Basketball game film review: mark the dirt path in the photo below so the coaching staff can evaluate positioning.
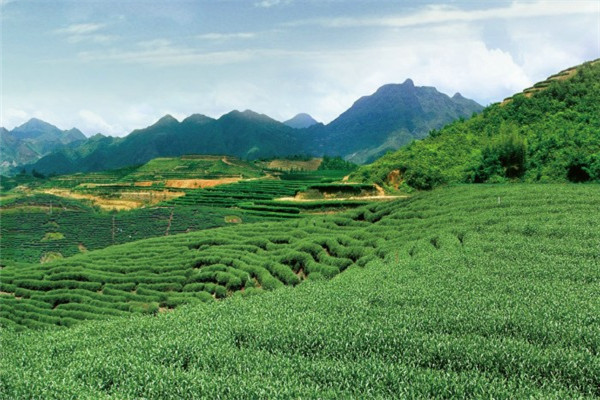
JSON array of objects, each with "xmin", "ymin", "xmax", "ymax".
[
  {"xmin": 165, "ymin": 209, "xmax": 174, "ymax": 236},
  {"xmin": 373, "ymin": 183, "xmax": 386, "ymax": 196},
  {"xmin": 221, "ymin": 156, "xmax": 235, "ymax": 166}
]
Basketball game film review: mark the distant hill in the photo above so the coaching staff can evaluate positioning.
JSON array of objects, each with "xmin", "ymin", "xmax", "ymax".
[
  {"xmin": 126, "ymin": 155, "xmax": 264, "ymax": 181},
  {"xmin": 353, "ymin": 59, "xmax": 600, "ymax": 189},
  {"xmin": 24, "ymin": 111, "xmax": 303, "ymax": 175},
  {"xmin": 304, "ymin": 79, "xmax": 483, "ymax": 164},
  {"xmin": 0, "ymin": 119, "xmax": 86, "ymax": 174},
  {"xmin": 284, "ymin": 113, "xmax": 318, "ymax": 129},
  {"xmin": 23, "ymin": 83, "xmax": 481, "ymax": 175}
]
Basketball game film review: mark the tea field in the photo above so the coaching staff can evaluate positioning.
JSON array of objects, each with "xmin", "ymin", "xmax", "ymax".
[
  {"xmin": 0, "ymin": 184, "xmax": 598, "ymax": 398},
  {"xmin": 0, "ymin": 171, "xmax": 372, "ymax": 263}
]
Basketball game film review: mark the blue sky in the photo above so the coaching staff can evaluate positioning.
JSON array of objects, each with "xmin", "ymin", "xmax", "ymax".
[{"xmin": 1, "ymin": 0, "xmax": 599, "ymax": 136}]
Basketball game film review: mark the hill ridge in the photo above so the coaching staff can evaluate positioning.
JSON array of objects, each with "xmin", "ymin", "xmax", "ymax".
[{"xmin": 20, "ymin": 82, "xmax": 481, "ymax": 175}]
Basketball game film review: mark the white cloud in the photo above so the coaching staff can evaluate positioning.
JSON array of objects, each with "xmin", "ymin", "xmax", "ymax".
[
  {"xmin": 137, "ymin": 39, "xmax": 173, "ymax": 49},
  {"xmin": 504, "ymin": 12, "xmax": 599, "ymax": 79},
  {"xmin": 54, "ymin": 23, "xmax": 105, "ymax": 35},
  {"xmin": 77, "ymin": 110, "xmax": 120, "ymax": 135},
  {"xmin": 255, "ymin": 0, "xmax": 291, "ymax": 8},
  {"xmin": 196, "ymin": 32, "xmax": 256, "ymax": 40},
  {"xmin": 285, "ymin": 1, "xmax": 598, "ymax": 28},
  {"xmin": 67, "ymin": 34, "xmax": 115, "ymax": 44},
  {"xmin": 54, "ymin": 22, "xmax": 115, "ymax": 44},
  {"xmin": 77, "ymin": 46, "xmax": 256, "ymax": 66},
  {"xmin": 1, "ymin": 108, "xmax": 28, "ymax": 129},
  {"xmin": 0, "ymin": 0, "xmax": 18, "ymax": 9}
]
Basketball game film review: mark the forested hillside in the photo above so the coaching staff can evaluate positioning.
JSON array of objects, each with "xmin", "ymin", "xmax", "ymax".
[
  {"xmin": 353, "ymin": 60, "xmax": 600, "ymax": 189},
  {"xmin": 304, "ymin": 79, "xmax": 483, "ymax": 164}
]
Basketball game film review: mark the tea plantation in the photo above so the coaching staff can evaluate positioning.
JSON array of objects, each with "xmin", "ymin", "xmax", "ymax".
[
  {"xmin": 1, "ymin": 172, "xmax": 367, "ymax": 263},
  {"xmin": 1, "ymin": 184, "xmax": 598, "ymax": 398}
]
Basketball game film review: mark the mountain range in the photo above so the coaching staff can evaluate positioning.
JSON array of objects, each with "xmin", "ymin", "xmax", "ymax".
[
  {"xmin": 0, "ymin": 119, "xmax": 86, "ymax": 174},
  {"xmin": 7, "ymin": 81, "xmax": 482, "ymax": 176}
]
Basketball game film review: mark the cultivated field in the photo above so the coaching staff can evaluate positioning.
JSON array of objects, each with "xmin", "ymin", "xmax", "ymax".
[
  {"xmin": 0, "ymin": 169, "xmax": 377, "ymax": 263},
  {"xmin": 0, "ymin": 184, "xmax": 598, "ymax": 398}
]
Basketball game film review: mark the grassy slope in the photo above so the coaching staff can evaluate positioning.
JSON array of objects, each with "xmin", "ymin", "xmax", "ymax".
[{"xmin": 1, "ymin": 184, "xmax": 599, "ymax": 398}]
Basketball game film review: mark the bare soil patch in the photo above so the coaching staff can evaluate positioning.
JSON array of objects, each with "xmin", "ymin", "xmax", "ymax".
[
  {"xmin": 164, "ymin": 178, "xmax": 240, "ymax": 189},
  {"xmin": 42, "ymin": 189, "xmax": 142, "ymax": 210},
  {"xmin": 42, "ymin": 188, "xmax": 184, "ymax": 210},
  {"xmin": 134, "ymin": 181, "xmax": 154, "ymax": 187}
]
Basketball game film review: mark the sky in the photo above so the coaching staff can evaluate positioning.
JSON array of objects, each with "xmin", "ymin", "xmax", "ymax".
[{"xmin": 1, "ymin": 0, "xmax": 599, "ymax": 136}]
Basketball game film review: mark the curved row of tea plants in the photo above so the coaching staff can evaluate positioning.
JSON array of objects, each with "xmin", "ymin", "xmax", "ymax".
[
  {"xmin": 0, "ymin": 200, "xmax": 387, "ymax": 329},
  {"xmin": 1, "ymin": 172, "xmax": 364, "ymax": 263},
  {"xmin": 1, "ymin": 184, "xmax": 598, "ymax": 398},
  {"xmin": 0, "ymin": 194, "xmax": 265, "ymax": 263},
  {"xmin": 2, "ymin": 184, "xmax": 598, "ymax": 332}
]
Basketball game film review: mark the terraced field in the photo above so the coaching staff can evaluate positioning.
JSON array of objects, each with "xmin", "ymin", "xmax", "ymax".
[
  {"xmin": 0, "ymin": 184, "xmax": 598, "ymax": 398},
  {"xmin": 0, "ymin": 171, "xmax": 372, "ymax": 263},
  {"xmin": 1, "ymin": 184, "xmax": 598, "ymax": 332},
  {"xmin": 0, "ymin": 195, "xmax": 269, "ymax": 263},
  {"xmin": 0, "ymin": 197, "xmax": 390, "ymax": 329},
  {"xmin": 165, "ymin": 176, "xmax": 373, "ymax": 216}
]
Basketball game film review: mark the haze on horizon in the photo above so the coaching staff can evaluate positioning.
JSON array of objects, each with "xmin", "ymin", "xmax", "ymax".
[{"xmin": 1, "ymin": 0, "xmax": 599, "ymax": 137}]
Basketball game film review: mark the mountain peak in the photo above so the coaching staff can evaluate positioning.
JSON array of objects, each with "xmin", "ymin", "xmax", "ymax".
[
  {"xmin": 14, "ymin": 118, "xmax": 59, "ymax": 132},
  {"xmin": 64, "ymin": 128, "xmax": 87, "ymax": 141},
  {"xmin": 221, "ymin": 109, "xmax": 275, "ymax": 123},
  {"xmin": 242, "ymin": 109, "xmax": 259, "ymax": 116},
  {"xmin": 284, "ymin": 113, "xmax": 318, "ymax": 129},
  {"xmin": 182, "ymin": 114, "xmax": 214, "ymax": 125},
  {"xmin": 452, "ymin": 92, "xmax": 465, "ymax": 100},
  {"xmin": 157, "ymin": 114, "xmax": 179, "ymax": 123},
  {"xmin": 148, "ymin": 114, "xmax": 179, "ymax": 129},
  {"xmin": 374, "ymin": 80, "xmax": 417, "ymax": 97}
]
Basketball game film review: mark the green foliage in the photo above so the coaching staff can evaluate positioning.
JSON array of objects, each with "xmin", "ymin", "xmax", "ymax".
[
  {"xmin": 318, "ymin": 156, "xmax": 357, "ymax": 171},
  {"xmin": 0, "ymin": 184, "xmax": 598, "ymax": 398},
  {"xmin": 467, "ymin": 128, "xmax": 527, "ymax": 182},
  {"xmin": 356, "ymin": 60, "xmax": 600, "ymax": 188},
  {"xmin": 2, "ymin": 172, "xmax": 361, "ymax": 263}
]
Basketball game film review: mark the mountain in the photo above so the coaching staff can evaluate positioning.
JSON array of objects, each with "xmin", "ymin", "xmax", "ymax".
[
  {"xmin": 23, "ymin": 83, "xmax": 482, "ymax": 175},
  {"xmin": 304, "ymin": 79, "xmax": 483, "ymax": 164},
  {"xmin": 284, "ymin": 113, "xmax": 318, "ymax": 129},
  {"xmin": 353, "ymin": 59, "xmax": 600, "ymax": 189},
  {"xmin": 0, "ymin": 119, "xmax": 86, "ymax": 174},
  {"xmin": 24, "ymin": 111, "xmax": 304, "ymax": 175}
]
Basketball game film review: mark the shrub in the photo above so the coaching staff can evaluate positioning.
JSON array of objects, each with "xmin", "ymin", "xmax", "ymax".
[{"xmin": 128, "ymin": 302, "xmax": 159, "ymax": 315}]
